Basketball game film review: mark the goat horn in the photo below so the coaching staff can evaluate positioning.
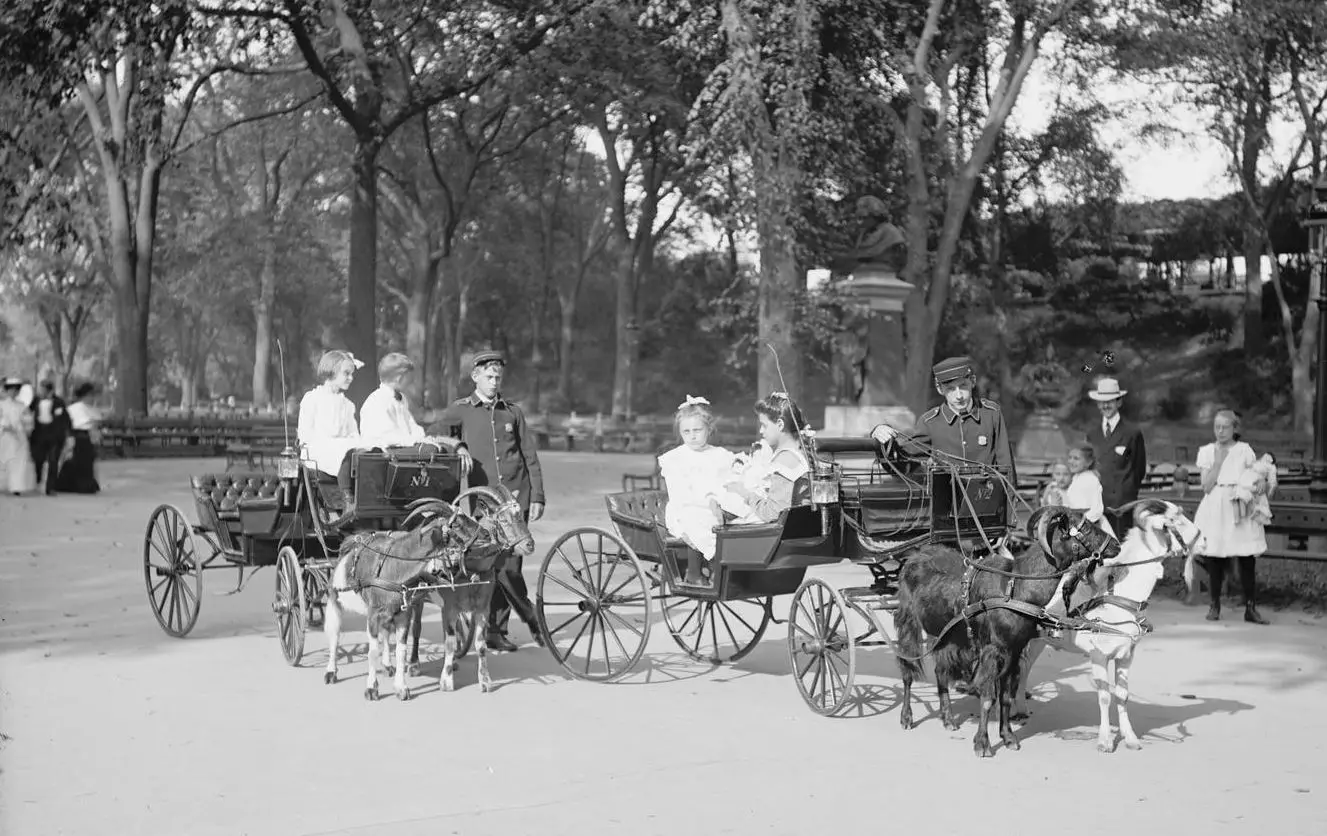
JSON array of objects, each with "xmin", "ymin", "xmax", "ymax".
[
  {"xmin": 402, "ymin": 499, "xmax": 452, "ymax": 529},
  {"xmin": 1109, "ymin": 498, "xmax": 1170, "ymax": 528},
  {"xmin": 1027, "ymin": 505, "xmax": 1067, "ymax": 555},
  {"xmin": 453, "ymin": 486, "xmax": 509, "ymax": 511}
]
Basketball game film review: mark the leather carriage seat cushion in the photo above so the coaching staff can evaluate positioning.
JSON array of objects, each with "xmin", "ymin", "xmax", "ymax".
[
  {"xmin": 607, "ymin": 490, "xmax": 669, "ymax": 528},
  {"xmin": 192, "ymin": 473, "xmax": 283, "ymax": 516}
]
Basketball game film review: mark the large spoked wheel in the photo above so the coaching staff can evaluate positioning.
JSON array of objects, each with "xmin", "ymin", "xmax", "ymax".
[
  {"xmin": 143, "ymin": 504, "xmax": 204, "ymax": 638},
  {"xmin": 788, "ymin": 578, "xmax": 857, "ymax": 716},
  {"xmin": 536, "ymin": 527, "xmax": 652, "ymax": 682},
  {"xmin": 663, "ymin": 596, "xmax": 772, "ymax": 664},
  {"xmin": 274, "ymin": 546, "xmax": 306, "ymax": 666}
]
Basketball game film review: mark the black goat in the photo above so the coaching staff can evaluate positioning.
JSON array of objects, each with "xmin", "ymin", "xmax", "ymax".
[{"xmin": 894, "ymin": 506, "xmax": 1121, "ymax": 757}]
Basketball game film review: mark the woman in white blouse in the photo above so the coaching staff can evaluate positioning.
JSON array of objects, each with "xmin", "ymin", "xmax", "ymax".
[{"xmin": 1064, "ymin": 444, "xmax": 1115, "ymax": 537}]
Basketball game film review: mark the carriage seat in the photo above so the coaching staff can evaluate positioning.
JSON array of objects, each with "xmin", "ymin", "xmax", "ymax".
[
  {"xmin": 192, "ymin": 473, "xmax": 284, "ymax": 521},
  {"xmin": 605, "ymin": 490, "xmax": 687, "ymax": 548}
]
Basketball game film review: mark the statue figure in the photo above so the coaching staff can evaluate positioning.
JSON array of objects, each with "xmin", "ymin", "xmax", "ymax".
[
  {"xmin": 832, "ymin": 328, "xmax": 867, "ymax": 404},
  {"xmin": 831, "ymin": 195, "xmax": 907, "ymax": 274}
]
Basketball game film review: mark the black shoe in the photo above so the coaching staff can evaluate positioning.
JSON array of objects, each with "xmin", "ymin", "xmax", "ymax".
[
  {"xmin": 1205, "ymin": 605, "xmax": 1220, "ymax": 621},
  {"xmin": 1244, "ymin": 605, "xmax": 1269, "ymax": 625},
  {"xmin": 486, "ymin": 635, "xmax": 519, "ymax": 653}
]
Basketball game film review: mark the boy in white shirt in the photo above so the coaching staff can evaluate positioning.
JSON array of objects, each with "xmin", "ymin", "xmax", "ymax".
[{"xmin": 360, "ymin": 353, "xmax": 472, "ymax": 475}]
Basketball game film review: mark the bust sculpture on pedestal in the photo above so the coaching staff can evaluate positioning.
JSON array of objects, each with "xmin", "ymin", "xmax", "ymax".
[
  {"xmin": 1013, "ymin": 347, "xmax": 1077, "ymax": 467},
  {"xmin": 822, "ymin": 197, "xmax": 917, "ymax": 436}
]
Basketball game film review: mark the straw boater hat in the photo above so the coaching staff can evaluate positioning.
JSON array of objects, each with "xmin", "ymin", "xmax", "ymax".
[{"xmin": 1088, "ymin": 378, "xmax": 1127, "ymax": 401}]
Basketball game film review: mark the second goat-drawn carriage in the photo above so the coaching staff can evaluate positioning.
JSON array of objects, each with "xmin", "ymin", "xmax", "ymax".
[
  {"xmin": 532, "ymin": 435, "xmax": 1016, "ymax": 712},
  {"xmin": 142, "ymin": 443, "xmax": 482, "ymax": 666}
]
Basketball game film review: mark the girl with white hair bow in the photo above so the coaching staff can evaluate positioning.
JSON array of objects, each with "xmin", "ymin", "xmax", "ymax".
[{"xmin": 659, "ymin": 395, "xmax": 735, "ymax": 585}]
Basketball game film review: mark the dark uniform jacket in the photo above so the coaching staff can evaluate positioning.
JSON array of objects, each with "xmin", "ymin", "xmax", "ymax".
[
  {"xmin": 1086, "ymin": 417, "xmax": 1147, "ymax": 509},
  {"xmin": 429, "ymin": 393, "xmax": 544, "ymax": 510},
  {"xmin": 891, "ymin": 399, "xmax": 1017, "ymax": 483}
]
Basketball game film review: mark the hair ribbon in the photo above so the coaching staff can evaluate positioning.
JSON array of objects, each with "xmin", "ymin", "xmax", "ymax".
[
  {"xmin": 345, "ymin": 352, "xmax": 366, "ymax": 370},
  {"xmin": 678, "ymin": 394, "xmax": 710, "ymax": 408}
]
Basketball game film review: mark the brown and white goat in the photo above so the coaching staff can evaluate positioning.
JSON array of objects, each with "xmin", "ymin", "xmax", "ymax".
[
  {"xmin": 404, "ymin": 486, "xmax": 535, "ymax": 693},
  {"xmin": 894, "ymin": 507, "xmax": 1120, "ymax": 758},
  {"xmin": 1017, "ymin": 498, "xmax": 1204, "ymax": 753}
]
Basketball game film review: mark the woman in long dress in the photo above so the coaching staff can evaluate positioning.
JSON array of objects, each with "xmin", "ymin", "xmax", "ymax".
[
  {"xmin": 1, "ymin": 377, "xmax": 36, "ymax": 495},
  {"xmin": 1193, "ymin": 409, "xmax": 1269, "ymax": 624},
  {"xmin": 55, "ymin": 382, "xmax": 102, "ymax": 494}
]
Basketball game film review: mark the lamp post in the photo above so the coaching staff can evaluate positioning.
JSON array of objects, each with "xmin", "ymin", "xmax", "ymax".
[{"xmin": 1306, "ymin": 174, "xmax": 1327, "ymax": 503}]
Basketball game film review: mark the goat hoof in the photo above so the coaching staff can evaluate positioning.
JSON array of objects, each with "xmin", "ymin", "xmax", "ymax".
[
  {"xmin": 441, "ymin": 678, "xmax": 455, "ymax": 692},
  {"xmin": 323, "ymin": 671, "xmax": 336, "ymax": 685},
  {"xmin": 364, "ymin": 685, "xmax": 379, "ymax": 702},
  {"xmin": 408, "ymin": 663, "xmax": 420, "ymax": 677},
  {"xmin": 943, "ymin": 719, "xmax": 962, "ymax": 732},
  {"xmin": 1097, "ymin": 740, "xmax": 1116, "ymax": 754},
  {"xmin": 974, "ymin": 744, "xmax": 995, "ymax": 759},
  {"xmin": 1001, "ymin": 736, "xmax": 1021, "ymax": 751},
  {"xmin": 1123, "ymin": 738, "xmax": 1142, "ymax": 751},
  {"xmin": 481, "ymin": 679, "xmax": 493, "ymax": 693},
  {"xmin": 397, "ymin": 688, "xmax": 411, "ymax": 702},
  {"xmin": 899, "ymin": 714, "xmax": 913, "ymax": 731}
]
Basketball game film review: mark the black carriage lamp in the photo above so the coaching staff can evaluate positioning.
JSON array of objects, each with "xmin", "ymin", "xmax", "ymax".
[{"xmin": 1306, "ymin": 172, "xmax": 1327, "ymax": 501}]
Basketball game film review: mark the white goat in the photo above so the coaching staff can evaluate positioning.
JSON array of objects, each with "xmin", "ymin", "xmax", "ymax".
[{"xmin": 1016, "ymin": 498, "xmax": 1205, "ymax": 753}]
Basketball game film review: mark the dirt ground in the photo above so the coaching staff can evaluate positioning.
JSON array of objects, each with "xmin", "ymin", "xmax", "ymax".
[{"xmin": 1, "ymin": 454, "xmax": 1324, "ymax": 836}]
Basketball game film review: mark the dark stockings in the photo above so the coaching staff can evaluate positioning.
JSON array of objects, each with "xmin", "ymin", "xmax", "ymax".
[{"xmin": 1205, "ymin": 556, "xmax": 1268, "ymax": 624}]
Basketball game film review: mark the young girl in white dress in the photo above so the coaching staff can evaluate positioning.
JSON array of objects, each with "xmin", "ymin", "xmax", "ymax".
[
  {"xmin": 722, "ymin": 393, "xmax": 810, "ymax": 524},
  {"xmin": 297, "ymin": 350, "xmax": 367, "ymax": 520},
  {"xmin": 1192, "ymin": 409, "xmax": 1270, "ymax": 624},
  {"xmin": 1064, "ymin": 444, "xmax": 1114, "ymax": 537},
  {"xmin": 659, "ymin": 395, "xmax": 735, "ymax": 584}
]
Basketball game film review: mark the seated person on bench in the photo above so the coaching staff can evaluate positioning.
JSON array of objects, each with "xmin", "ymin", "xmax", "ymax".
[
  {"xmin": 298, "ymin": 349, "xmax": 369, "ymax": 523},
  {"xmin": 719, "ymin": 392, "xmax": 810, "ymax": 525},
  {"xmin": 359, "ymin": 352, "xmax": 472, "ymax": 478}
]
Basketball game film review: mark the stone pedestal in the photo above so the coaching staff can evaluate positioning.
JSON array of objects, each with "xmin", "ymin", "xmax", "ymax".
[
  {"xmin": 822, "ymin": 265, "xmax": 916, "ymax": 435},
  {"xmin": 1015, "ymin": 409, "xmax": 1075, "ymax": 467}
]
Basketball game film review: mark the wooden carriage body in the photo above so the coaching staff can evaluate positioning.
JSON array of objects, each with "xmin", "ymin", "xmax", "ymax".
[{"xmin": 144, "ymin": 446, "xmax": 466, "ymax": 646}]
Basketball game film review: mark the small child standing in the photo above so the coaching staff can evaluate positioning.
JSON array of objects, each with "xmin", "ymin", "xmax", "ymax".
[
  {"xmin": 297, "ymin": 350, "xmax": 365, "ymax": 520},
  {"xmin": 659, "ymin": 396, "xmax": 735, "ymax": 584},
  {"xmin": 1064, "ymin": 444, "xmax": 1114, "ymax": 537},
  {"xmin": 1039, "ymin": 460, "xmax": 1071, "ymax": 508}
]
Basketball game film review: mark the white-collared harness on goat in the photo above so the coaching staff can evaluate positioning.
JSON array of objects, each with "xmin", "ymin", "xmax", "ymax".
[{"xmin": 336, "ymin": 508, "xmax": 490, "ymax": 613}]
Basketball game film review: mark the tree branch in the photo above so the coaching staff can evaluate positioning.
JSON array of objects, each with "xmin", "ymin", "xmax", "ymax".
[{"xmin": 173, "ymin": 92, "xmax": 320, "ymax": 158}]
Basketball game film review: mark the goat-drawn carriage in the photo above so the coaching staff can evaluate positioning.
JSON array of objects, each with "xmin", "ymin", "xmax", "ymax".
[
  {"xmin": 534, "ymin": 433, "xmax": 1203, "ymax": 756},
  {"xmin": 141, "ymin": 444, "xmax": 476, "ymax": 665},
  {"xmin": 533, "ymin": 437, "xmax": 1010, "ymax": 695}
]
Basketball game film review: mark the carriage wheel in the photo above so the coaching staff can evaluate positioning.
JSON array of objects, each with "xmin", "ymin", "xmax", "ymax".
[
  {"xmin": 788, "ymin": 578, "xmax": 857, "ymax": 716},
  {"xmin": 536, "ymin": 527, "xmax": 652, "ymax": 682},
  {"xmin": 143, "ymin": 504, "xmax": 204, "ymax": 638},
  {"xmin": 662, "ymin": 596, "xmax": 771, "ymax": 664},
  {"xmin": 274, "ymin": 546, "xmax": 306, "ymax": 666}
]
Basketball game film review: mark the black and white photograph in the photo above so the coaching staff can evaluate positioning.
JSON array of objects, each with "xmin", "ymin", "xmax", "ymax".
[{"xmin": 1, "ymin": 1, "xmax": 1324, "ymax": 834}]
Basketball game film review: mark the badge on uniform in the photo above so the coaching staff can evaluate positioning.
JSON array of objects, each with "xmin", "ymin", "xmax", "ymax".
[
  {"xmin": 505, "ymin": 422, "xmax": 513, "ymax": 433},
  {"xmin": 1114, "ymin": 445, "xmax": 1126, "ymax": 456},
  {"xmin": 978, "ymin": 435, "xmax": 988, "ymax": 446}
]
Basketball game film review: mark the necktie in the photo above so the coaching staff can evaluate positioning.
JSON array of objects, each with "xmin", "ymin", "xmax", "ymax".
[{"xmin": 1104, "ymin": 418, "xmax": 1112, "ymax": 437}]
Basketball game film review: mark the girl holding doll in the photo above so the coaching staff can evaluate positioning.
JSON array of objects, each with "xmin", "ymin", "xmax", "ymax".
[
  {"xmin": 722, "ymin": 392, "xmax": 810, "ymax": 525},
  {"xmin": 659, "ymin": 395, "xmax": 735, "ymax": 584}
]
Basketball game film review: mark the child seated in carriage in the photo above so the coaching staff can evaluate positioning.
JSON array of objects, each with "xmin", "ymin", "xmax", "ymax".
[
  {"xmin": 297, "ymin": 349, "xmax": 368, "ymax": 521},
  {"xmin": 658, "ymin": 395, "xmax": 735, "ymax": 585},
  {"xmin": 359, "ymin": 352, "xmax": 470, "ymax": 473},
  {"xmin": 720, "ymin": 392, "xmax": 811, "ymax": 525}
]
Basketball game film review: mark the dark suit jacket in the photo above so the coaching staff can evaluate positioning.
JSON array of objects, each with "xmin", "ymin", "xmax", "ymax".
[
  {"xmin": 30, "ymin": 394, "xmax": 71, "ymax": 439},
  {"xmin": 1086, "ymin": 418, "xmax": 1147, "ymax": 508}
]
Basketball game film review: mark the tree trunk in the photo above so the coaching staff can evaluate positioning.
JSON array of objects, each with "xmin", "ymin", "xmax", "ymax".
[
  {"xmin": 556, "ymin": 289, "xmax": 577, "ymax": 410},
  {"xmin": 404, "ymin": 247, "xmax": 438, "ymax": 408},
  {"xmin": 610, "ymin": 258, "xmax": 639, "ymax": 420},
  {"xmin": 1241, "ymin": 222, "xmax": 1264, "ymax": 352},
  {"xmin": 252, "ymin": 223, "xmax": 278, "ymax": 407},
  {"xmin": 345, "ymin": 138, "xmax": 380, "ymax": 408},
  {"xmin": 425, "ymin": 300, "xmax": 444, "ymax": 409},
  {"xmin": 754, "ymin": 158, "xmax": 802, "ymax": 399}
]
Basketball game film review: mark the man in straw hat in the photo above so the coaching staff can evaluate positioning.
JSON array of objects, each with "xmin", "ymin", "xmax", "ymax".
[
  {"xmin": 1085, "ymin": 376, "xmax": 1147, "ymax": 534},
  {"xmin": 870, "ymin": 355, "xmax": 1016, "ymax": 483}
]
